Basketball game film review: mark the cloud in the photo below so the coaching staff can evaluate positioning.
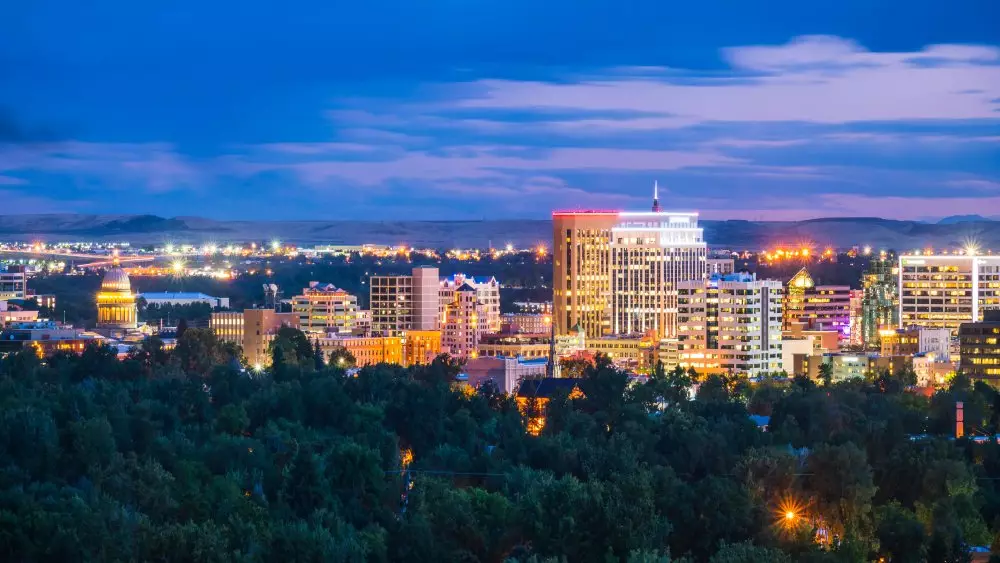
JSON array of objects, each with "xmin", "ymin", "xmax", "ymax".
[{"xmin": 0, "ymin": 141, "xmax": 203, "ymax": 194}]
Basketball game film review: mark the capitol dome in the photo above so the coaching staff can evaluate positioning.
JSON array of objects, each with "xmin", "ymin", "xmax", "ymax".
[{"xmin": 101, "ymin": 266, "xmax": 132, "ymax": 293}]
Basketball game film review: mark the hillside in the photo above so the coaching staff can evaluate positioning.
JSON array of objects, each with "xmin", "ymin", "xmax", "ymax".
[{"xmin": 1, "ymin": 214, "xmax": 999, "ymax": 250}]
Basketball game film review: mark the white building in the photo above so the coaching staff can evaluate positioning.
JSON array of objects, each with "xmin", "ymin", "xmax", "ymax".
[
  {"xmin": 290, "ymin": 283, "xmax": 359, "ymax": 335},
  {"xmin": 441, "ymin": 284, "xmax": 490, "ymax": 359},
  {"xmin": 898, "ymin": 253, "xmax": 1000, "ymax": 332},
  {"xmin": 138, "ymin": 292, "xmax": 230, "ymax": 309},
  {"xmin": 676, "ymin": 272, "xmax": 784, "ymax": 375},
  {"xmin": 610, "ymin": 191, "xmax": 708, "ymax": 339}
]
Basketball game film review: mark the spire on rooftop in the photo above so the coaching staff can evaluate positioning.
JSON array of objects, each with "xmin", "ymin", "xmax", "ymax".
[{"xmin": 652, "ymin": 180, "xmax": 661, "ymax": 212}]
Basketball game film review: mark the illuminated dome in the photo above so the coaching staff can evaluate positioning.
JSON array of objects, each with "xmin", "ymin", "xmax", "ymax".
[
  {"xmin": 96, "ymin": 263, "xmax": 137, "ymax": 331},
  {"xmin": 101, "ymin": 266, "xmax": 132, "ymax": 293}
]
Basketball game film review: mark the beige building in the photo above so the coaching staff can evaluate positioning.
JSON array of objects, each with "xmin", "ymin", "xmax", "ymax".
[
  {"xmin": 899, "ymin": 254, "xmax": 1000, "ymax": 332},
  {"xmin": 441, "ymin": 284, "xmax": 490, "ymax": 359},
  {"xmin": 552, "ymin": 211, "xmax": 618, "ymax": 338},
  {"xmin": 588, "ymin": 334, "xmax": 656, "ymax": 372},
  {"xmin": 292, "ymin": 282, "xmax": 359, "ymax": 335},
  {"xmin": 440, "ymin": 274, "xmax": 501, "ymax": 333},
  {"xmin": 211, "ymin": 309, "xmax": 299, "ymax": 368},
  {"xmin": 370, "ymin": 266, "xmax": 440, "ymax": 335}
]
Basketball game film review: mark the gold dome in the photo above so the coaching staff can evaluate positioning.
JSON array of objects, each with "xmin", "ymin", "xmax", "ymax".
[{"xmin": 101, "ymin": 266, "xmax": 132, "ymax": 293}]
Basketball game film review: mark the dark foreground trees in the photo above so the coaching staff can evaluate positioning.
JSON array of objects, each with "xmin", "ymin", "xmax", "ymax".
[{"xmin": 0, "ymin": 339, "xmax": 998, "ymax": 562}]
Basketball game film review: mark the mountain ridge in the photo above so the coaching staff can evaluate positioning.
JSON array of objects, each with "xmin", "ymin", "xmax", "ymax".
[{"xmin": 1, "ymin": 214, "xmax": 999, "ymax": 250}]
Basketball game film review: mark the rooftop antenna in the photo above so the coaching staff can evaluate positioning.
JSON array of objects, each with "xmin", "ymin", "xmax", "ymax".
[{"xmin": 652, "ymin": 180, "xmax": 661, "ymax": 212}]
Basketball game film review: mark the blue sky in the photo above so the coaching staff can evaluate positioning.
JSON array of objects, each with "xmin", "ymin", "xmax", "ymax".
[{"xmin": 2, "ymin": 0, "xmax": 999, "ymax": 220}]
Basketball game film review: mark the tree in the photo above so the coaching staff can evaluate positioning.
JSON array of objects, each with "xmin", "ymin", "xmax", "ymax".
[
  {"xmin": 313, "ymin": 340, "xmax": 325, "ymax": 371},
  {"xmin": 819, "ymin": 362, "xmax": 833, "ymax": 386},
  {"xmin": 328, "ymin": 346, "xmax": 357, "ymax": 369}
]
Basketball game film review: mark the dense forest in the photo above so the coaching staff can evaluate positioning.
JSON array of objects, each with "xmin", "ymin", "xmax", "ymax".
[{"xmin": 2, "ymin": 328, "xmax": 1000, "ymax": 562}]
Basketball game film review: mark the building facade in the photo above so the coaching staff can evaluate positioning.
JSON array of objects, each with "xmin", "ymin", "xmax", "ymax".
[
  {"xmin": 441, "ymin": 285, "xmax": 490, "ymax": 359},
  {"xmin": 501, "ymin": 313, "xmax": 552, "ymax": 335},
  {"xmin": 958, "ymin": 310, "xmax": 1000, "ymax": 382},
  {"xmin": 899, "ymin": 254, "xmax": 1000, "ymax": 332},
  {"xmin": 552, "ymin": 211, "xmax": 618, "ymax": 339},
  {"xmin": 861, "ymin": 256, "xmax": 899, "ymax": 350},
  {"xmin": 370, "ymin": 266, "xmax": 441, "ymax": 335},
  {"xmin": 464, "ymin": 356, "xmax": 549, "ymax": 395},
  {"xmin": 676, "ymin": 273, "xmax": 784, "ymax": 375},
  {"xmin": 783, "ymin": 268, "xmax": 850, "ymax": 337},
  {"xmin": 210, "ymin": 309, "xmax": 299, "ymax": 368},
  {"xmin": 478, "ymin": 333, "xmax": 551, "ymax": 360},
  {"xmin": 880, "ymin": 326, "xmax": 951, "ymax": 359},
  {"xmin": 291, "ymin": 282, "xmax": 359, "ymax": 335},
  {"xmin": 138, "ymin": 292, "xmax": 230, "ymax": 309},
  {"xmin": 0, "ymin": 266, "xmax": 27, "ymax": 300},
  {"xmin": 611, "ymin": 211, "xmax": 707, "ymax": 339},
  {"xmin": 440, "ymin": 274, "xmax": 501, "ymax": 333}
]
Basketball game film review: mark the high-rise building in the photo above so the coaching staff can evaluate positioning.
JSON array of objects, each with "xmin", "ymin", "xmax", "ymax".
[
  {"xmin": 440, "ymin": 274, "xmax": 501, "ymax": 333},
  {"xmin": 552, "ymin": 183, "xmax": 707, "ymax": 340},
  {"xmin": 611, "ymin": 211, "xmax": 707, "ymax": 339},
  {"xmin": 848, "ymin": 289, "xmax": 864, "ymax": 347},
  {"xmin": 96, "ymin": 263, "xmax": 138, "ymax": 333},
  {"xmin": 0, "ymin": 265, "xmax": 27, "ymax": 300},
  {"xmin": 441, "ymin": 284, "xmax": 490, "ymax": 359},
  {"xmin": 899, "ymin": 254, "xmax": 1000, "ymax": 332},
  {"xmin": 552, "ymin": 211, "xmax": 617, "ymax": 338},
  {"xmin": 958, "ymin": 309, "xmax": 1000, "ymax": 382},
  {"xmin": 370, "ymin": 266, "xmax": 440, "ymax": 335},
  {"xmin": 861, "ymin": 256, "xmax": 898, "ymax": 350},
  {"xmin": 292, "ymin": 282, "xmax": 359, "ymax": 335},
  {"xmin": 677, "ymin": 272, "xmax": 783, "ymax": 375},
  {"xmin": 783, "ymin": 268, "xmax": 850, "ymax": 337}
]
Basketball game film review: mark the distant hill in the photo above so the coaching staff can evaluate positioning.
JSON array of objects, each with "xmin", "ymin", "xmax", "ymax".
[
  {"xmin": 936, "ymin": 214, "xmax": 995, "ymax": 225},
  {"xmin": 1, "ymin": 214, "xmax": 999, "ymax": 250}
]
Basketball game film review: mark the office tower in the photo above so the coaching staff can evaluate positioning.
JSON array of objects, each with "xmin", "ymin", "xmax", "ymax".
[
  {"xmin": 441, "ymin": 284, "xmax": 490, "ymax": 359},
  {"xmin": 552, "ymin": 183, "xmax": 708, "ymax": 340},
  {"xmin": 440, "ymin": 274, "xmax": 501, "ymax": 333},
  {"xmin": 0, "ymin": 265, "xmax": 27, "ymax": 300},
  {"xmin": 861, "ymin": 256, "xmax": 899, "ymax": 350},
  {"xmin": 676, "ymin": 272, "xmax": 784, "ymax": 375},
  {"xmin": 707, "ymin": 257, "xmax": 735, "ymax": 275},
  {"xmin": 958, "ymin": 309, "xmax": 1000, "ymax": 382},
  {"xmin": 611, "ymin": 210, "xmax": 707, "ymax": 338},
  {"xmin": 783, "ymin": 268, "xmax": 850, "ymax": 336},
  {"xmin": 292, "ymin": 282, "xmax": 359, "ymax": 335},
  {"xmin": 898, "ymin": 254, "xmax": 1000, "ymax": 332},
  {"xmin": 370, "ymin": 266, "xmax": 440, "ymax": 335},
  {"xmin": 552, "ymin": 211, "xmax": 618, "ymax": 338}
]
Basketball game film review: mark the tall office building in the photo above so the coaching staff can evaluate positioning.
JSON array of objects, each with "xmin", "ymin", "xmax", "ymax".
[
  {"xmin": 861, "ymin": 256, "xmax": 899, "ymax": 350},
  {"xmin": 783, "ymin": 268, "xmax": 850, "ymax": 337},
  {"xmin": 898, "ymin": 254, "xmax": 1000, "ymax": 332},
  {"xmin": 211, "ymin": 309, "xmax": 299, "ymax": 368},
  {"xmin": 370, "ymin": 266, "xmax": 440, "ymax": 335},
  {"xmin": 292, "ymin": 282, "xmax": 359, "ymax": 335},
  {"xmin": 552, "ymin": 183, "xmax": 706, "ymax": 340},
  {"xmin": 552, "ymin": 211, "xmax": 617, "ymax": 338},
  {"xmin": 440, "ymin": 274, "xmax": 501, "ymax": 333},
  {"xmin": 611, "ymin": 210, "xmax": 707, "ymax": 339},
  {"xmin": 676, "ymin": 272, "xmax": 783, "ymax": 375}
]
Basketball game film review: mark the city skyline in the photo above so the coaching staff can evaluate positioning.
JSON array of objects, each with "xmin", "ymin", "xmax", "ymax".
[{"xmin": 2, "ymin": 1, "xmax": 999, "ymax": 220}]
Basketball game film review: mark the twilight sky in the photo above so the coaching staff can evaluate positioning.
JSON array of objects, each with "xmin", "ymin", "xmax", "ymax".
[{"xmin": 2, "ymin": 0, "xmax": 999, "ymax": 221}]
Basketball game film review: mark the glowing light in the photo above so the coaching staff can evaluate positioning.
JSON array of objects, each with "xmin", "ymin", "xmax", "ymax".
[
  {"xmin": 172, "ymin": 260, "xmax": 185, "ymax": 274},
  {"xmin": 785, "ymin": 511, "xmax": 796, "ymax": 521},
  {"xmin": 775, "ymin": 495, "xmax": 808, "ymax": 535},
  {"xmin": 536, "ymin": 245, "xmax": 547, "ymax": 255},
  {"xmin": 253, "ymin": 363, "xmax": 263, "ymax": 373},
  {"xmin": 965, "ymin": 242, "xmax": 980, "ymax": 256},
  {"xmin": 271, "ymin": 240, "xmax": 281, "ymax": 251},
  {"xmin": 863, "ymin": 245, "xmax": 872, "ymax": 255},
  {"xmin": 505, "ymin": 243, "xmax": 514, "ymax": 252},
  {"xmin": 166, "ymin": 243, "xmax": 175, "ymax": 254}
]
